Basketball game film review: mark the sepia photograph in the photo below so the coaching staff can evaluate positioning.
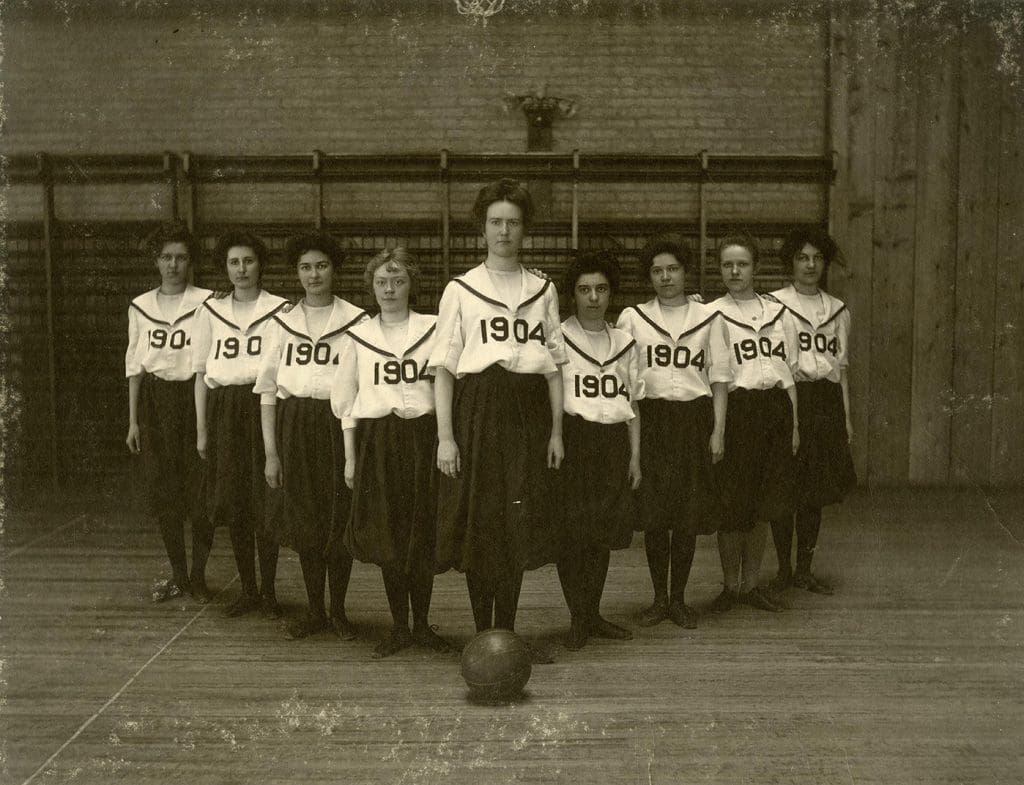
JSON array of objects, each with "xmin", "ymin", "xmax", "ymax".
[{"xmin": 1, "ymin": 0, "xmax": 1022, "ymax": 782}]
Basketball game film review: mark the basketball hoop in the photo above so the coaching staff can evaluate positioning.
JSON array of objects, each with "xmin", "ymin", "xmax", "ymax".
[{"xmin": 456, "ymin": 0, "xmax": 506, "ymax": 25}]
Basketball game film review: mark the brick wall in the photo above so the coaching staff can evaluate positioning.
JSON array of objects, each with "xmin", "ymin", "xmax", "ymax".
[{"xmin": 4, "ymin": 2, "xmax": 828, "ymax": 222}]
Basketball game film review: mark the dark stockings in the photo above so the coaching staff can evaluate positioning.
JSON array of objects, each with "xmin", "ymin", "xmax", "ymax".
[
  {"xmin": 644, "ymin": 530, "xmax": 697, "ymax": 603},
  {"xmin": 771, "ymin": 505, "xmax": 823, "ymax": 575},
  {"xmin": 466, "ymin": 569, "xmax": 524, "ymax": 632}
]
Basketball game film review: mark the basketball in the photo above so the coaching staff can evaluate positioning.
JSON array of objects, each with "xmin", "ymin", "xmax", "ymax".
[{"xmin": 460, "ymin": 629, "xmax": 532, "ymax": 699}]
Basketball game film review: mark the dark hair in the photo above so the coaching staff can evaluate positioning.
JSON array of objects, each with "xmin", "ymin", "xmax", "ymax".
[
  {"xmin": 563, "ymin": 250, "xmax": 621, "ymax": 298},
  {"xmin": 145, "ymin": 221, "xmax": 200, "ymax": 264},
  {"xmin": 471, "ymin": 178, "xmax": 534, "ymax": 228},
  {"xmin": 213, "ymin": 230, "xmax": 270, "ymax": 284},
  {"xmin": 363, "ymin": 246, "xmax": 420, "ymax": 298},
  {"xmin": 284, "ymin": 231, "xmax": 345, "ymax": 270},
  {"xmin": 638, "ymin": 236, "xmax": 694, "ymax": 279},
  {"xmin": 779, "ymin": 226, "xmax": 839, "ymax": 271},
  {"xmin": 717, "ymin": 230, "xmax": 760, "ymax": 266}
]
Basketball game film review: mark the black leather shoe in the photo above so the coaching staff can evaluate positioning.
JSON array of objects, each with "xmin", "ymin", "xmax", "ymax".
[
  {"xmin": 638, "ymin": 596, "xmax": 670, "ymax": 627},
  {"xmin": 285, "ymin": 612, "xmax": 330, "ymax": 640},
  {"xmin": 793, "ymin": 571, "xmax": 834, "ymax": 595},
  {"xmin": 737, "ymin": 587, "xmax": 784, "ymax": 612},
  {"xmin": 373, "ymin": 627, "xmax": 414, "ymax": 659},
  {"xmin": 590, "ymin": 615, "xmax": 633, "ymax": 640},
  {"xmin": 708, "ymin": 588, "xmax": 737, "ymax": 613},
  {"xmin": 667, "ymin": 599, "xmax": 698, "ymax": 629},
  {"xmin": 224, "ymin": 592, "xmax": 261, "ymax": 618}
]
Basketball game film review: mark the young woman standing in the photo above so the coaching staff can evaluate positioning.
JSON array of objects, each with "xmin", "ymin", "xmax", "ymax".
[
  {"xmin": 125, "ymin": 222, "xmax": 213, "ymax": 603},
  {"xmin": 430, "ymin": 179, "xmax": 566, "ymax": 653},
  {"xmin": 768, "ymin": 228, "xmax": 855, "ymax": 594},
  {"xmin": 193, "ymin": 231, "xmax": 287, "ymax": 616},
  {"xmin": 710, "ymin": 231, "xmax": 800, "ymax": 613},
  {"xmin": 616, "ymin": 237, "xmax": 730, "ymax": 629},
  {"xmin": 331, "ymin": 248, "xmax": 451, "ymax": 658},
  {"xmin": 254, "ymin": 232, "xmax": 367, "ymax": 640},
  {"xmin": 557, "ymin": 250, "xmax": 641, "ymax": 650}
]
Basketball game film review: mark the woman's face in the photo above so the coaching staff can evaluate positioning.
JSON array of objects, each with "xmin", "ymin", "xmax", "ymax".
[
  {"xmin": 226, "ymin": 245, "xmax": 260, "ymax": 293},
  {"xmin": 791, "ymin": 242, "xmax": 825, "ymax": 289},
  {"xmin": 155, "ymin": 241, "xmax": 191, "ymax": 287},
  {"xmin": 373, "ymin": 261, "xmax": 411, "ymax": 315},
  {"xmin": 573, "ymin": 272, "xmax": 611, "ymax": 322},
  {"xmin": 297, "ymin": 250, "xmax": 334, "ymax": 298},
  {"xmin": 483, "ymin": 200, "xmax": 525, "ymax": 259},
  {"xmin": 649, "ymin": 252, "xmax": 686, "ymax": 302},
  {"xmin": 720, "ymin": 244, "xmax": 756, "ymax": 295}
]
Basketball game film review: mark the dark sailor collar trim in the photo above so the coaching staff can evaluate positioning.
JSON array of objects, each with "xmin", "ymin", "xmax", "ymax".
[{"xmin": 564, "ymin": 334, "xmax": 636, "ymax": 369}]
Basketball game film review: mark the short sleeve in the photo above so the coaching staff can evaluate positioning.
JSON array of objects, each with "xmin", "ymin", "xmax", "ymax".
[
  {"xmin": 779, "ymin": 310, "xmax": 799, "ymax": 387},
  {"xmin": 627, "ymin": 341, "xmax": 646, "ymax": 402},
  {"xmin": 191, "ymin": 306, "xmax": 212, "ymax": 374},
  {"xmin": 837, "ymin": 307, "xmax": 851, "ymax": 369},
  {"xmin": 707, "ymin": 314, "xmax": 733, "ymax": 386},
  {"xmin": 428, "ymin": 282, "xmax": 465, "ymax": 375},
  {"xmin": 125, "ymin": 305, "xmax": 142, "ymax": 377},
  {"xmin": 544, "ymin": 286, "xmax": 567, "ymax": 366},
  {"xmin": 330, "ymin": 335, "xmax": 359, "ymax": 430},
  {"xmin": 253, "ymin": 321, "xmax": 283, "ymax": 405}
]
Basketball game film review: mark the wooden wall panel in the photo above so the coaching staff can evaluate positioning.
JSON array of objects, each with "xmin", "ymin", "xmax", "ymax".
[
  {"xmin": 991, "ymin": 81, "xmax": 1024, "ymax": 484},
  {"xmin": 838, "ymin": 10, "xmax": 877, "ymax": 483},
  {"xmin": 867, "ymin": 12, "xmax": 918, "ymax": 484},
  {"xmin": 952, "ymin": 25, "xmax": 1002, "ymax": 485},
  {"xmin": 908, "ymin": 23, "xmax": 959, "ymax": 483}
]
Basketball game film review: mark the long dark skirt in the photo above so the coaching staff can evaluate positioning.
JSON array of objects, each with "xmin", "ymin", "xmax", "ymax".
[
  {"xmin": 136, "ymin": 375, "xmax": 202, "ymax": 523},
  {"xmin": 339, "ymin": 413, "xmax": 439, "ymax": 573},
  {"xmin": 202, "ymin": 383, "xmax": 267, "ymax": 531},
  {"xmin": 716, "ymin": 387, "xmax": 795, "ymax": 533},
  {"xmin": 793, "ymin": 379, "xmax": 856, "ymax": 507},
  {"xmin": 272, "ymin": 396, "xmax": 350, "ymax": 556},
  {"xmin": 436, "ymin": 365, "xmax": 563, "ymax": 575},
  {"xmin": 637, "ymin": 396, "xmax": 720, "ymax": 536},
  {"xmin": 561, "ymin": 414, "xmax": 634, "ymax": 551}
]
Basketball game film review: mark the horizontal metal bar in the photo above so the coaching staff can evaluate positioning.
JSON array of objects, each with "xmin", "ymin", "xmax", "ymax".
[{"xmin": 5, "ymin": 151, "xmax": 835, "ymax": 185}]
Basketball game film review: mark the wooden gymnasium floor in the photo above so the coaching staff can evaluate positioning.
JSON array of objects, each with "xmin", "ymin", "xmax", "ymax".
[{"xmin": 2, "ymin": 487, "xmax": 1022, "ymax": 785}]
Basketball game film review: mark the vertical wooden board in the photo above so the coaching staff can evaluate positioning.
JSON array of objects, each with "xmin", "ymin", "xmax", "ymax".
[
  {"xmin": 990, "ymin": 79, "xmax": 1024, "ymax": 485},
  {"xmin": 867, "ymin": 10, "xmax": 918, "ymax": 485},
  {"xmin": 952, "ymin": 23, "xmax": 1001, "ymax": 485},
  {"xmin": 908, "ymin": 22, "xmax": 959, "ymax": 483},
  {"xmin": 839, "ymin": 7, "xmax": 877, "ymax": 483}
]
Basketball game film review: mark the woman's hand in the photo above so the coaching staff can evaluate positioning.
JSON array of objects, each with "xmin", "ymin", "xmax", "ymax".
[
  {"xmin": 710, "ymin": 429, "xmax": 725, "ymax": 464},
  {"xmin": 437, "ymin": 438, "xmax": 461, "ymax": 478},
  {"xmin": 792, "ymin": 427, "xmax": 800, "ymax": 456},
  {"xmin": 196, "ymin": 429, "xmax": 208, "ymax": 460},
  {"xmin": 344, "ymin": 458, "xmax": 355, "ymax": 490},
  {"xmin": 846, "ymin": 418, "xmax": 854, "ymax": 444},
  {"xmin": 628, "ymin": 455, "xmax": 642, "ymax": 489},
  {"xmin": 264, "ymin": 455, "xmax": 283, "ymax": 489},
  {"xmin": 547, "ymin": 434, "xmax": 564, "ymax": 470},
  {"xmin": 126, "ymin": 423, "xmax": 141, "ymax": 454}
]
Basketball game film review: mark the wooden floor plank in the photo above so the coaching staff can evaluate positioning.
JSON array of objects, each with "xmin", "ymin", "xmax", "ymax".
[{"xmin": 2, "ymin": 490, "xmax": 1022, "ymax": 784}]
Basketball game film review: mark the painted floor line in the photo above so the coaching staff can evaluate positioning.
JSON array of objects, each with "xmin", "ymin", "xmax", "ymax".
[
  {"xmin": 20, "ymin": 575, "xmax": 239, "ymax": 785},
  {"xmin": 7, "ymin": 513, "xmax": 89, "ymax": 558}
]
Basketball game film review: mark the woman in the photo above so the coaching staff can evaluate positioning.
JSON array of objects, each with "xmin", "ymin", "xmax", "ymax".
[
  {"xmin": 768, "ymin": 228, "xmax": 855, "ymax": 595},
  {"xmin": 125, "ymin": 221, "xmax": 213, "ymax": 603},
  {"xmin": 430, "ymin": 179, "xmax": 566, "ymax": 654},
  {"xmin": 254, "ymin": 232, "xmax": 367, "ymax": 640},
  {"xmin": 710, "ymin": 231, "xmax": 800, "ymax": 613},
  {"xmin": 331, "ymin": 247, "xmax": 451, "ymax": 658},
  {"xmin": 616, "ymin": 237, "xmax": 730, "ymax": 629},
  {"xmin": 193, "ymin": 230, "xmax": 286, "ymax": 616},
  {"xmin": 557, "ymin": 250, "xmax": 641, "ymax": 650}
]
